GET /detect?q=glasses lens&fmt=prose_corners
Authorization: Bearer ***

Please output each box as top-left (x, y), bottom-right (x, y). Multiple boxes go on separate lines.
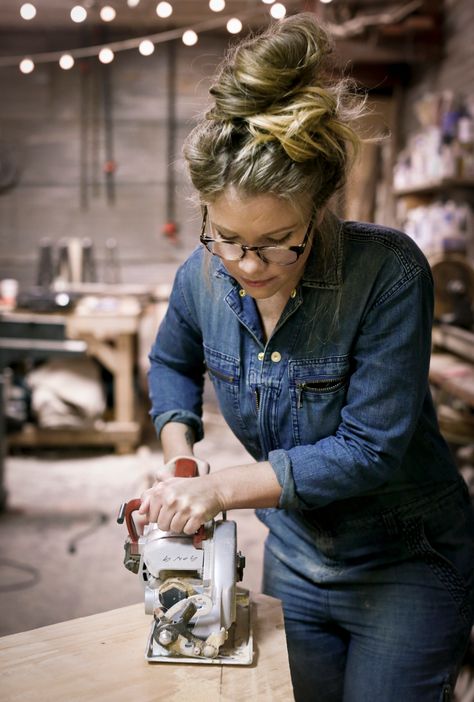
top-left (261, 247), bottom-right (298, 265)
top-left (208, 241), bottom-right (242, 261)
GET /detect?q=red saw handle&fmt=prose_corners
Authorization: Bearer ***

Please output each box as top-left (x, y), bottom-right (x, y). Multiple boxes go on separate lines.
top-left (174, 458), bottom-right (207, 545)
top-left (118, 458), bottom-right (204, 545)
top-left (118, 498), bottom-right (142, 544)
top-left (174, 457), bottom-right (199, 477)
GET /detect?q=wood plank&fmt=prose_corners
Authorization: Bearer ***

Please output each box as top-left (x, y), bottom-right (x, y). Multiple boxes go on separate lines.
top-left (432, 325), bottom-right (474, 364)
top-left (0, 595), bottom-right (293, 702)
top-left (7, 421), bottom-right (141, 449)
top-left (430, 353), bottom-right (474, 408)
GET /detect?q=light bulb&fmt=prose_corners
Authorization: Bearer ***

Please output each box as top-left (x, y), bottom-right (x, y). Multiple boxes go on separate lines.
top-left (320, 0), bottom-right (334, 3)
top-left (99, 47), bottom-right (114, 64)
top-left (156, 2), bottom-right (173, 18)
top-left (59, 54), bottom-right (75, 70)
top-left (127, 0), bottom-right (140, 6)
top-left (262, 0), bottom-right (275, 4)
top-left (270, 3), bottom-right (286, 18)
top-left (19, 58), bottom-right (35, 74)
top-left (100, 6), bottom-right (116, 22)
top-left (139, 40), bottom-right (155, 56)
top-left (209, 0), bottom-right (225, 11)
top-left (20, 3), bottom-right (36, 20)
top-left (182, 30), bottom-right (198, 46)
top-left (226, 18), bottom-right (242, 34)
top-left (70, 5), bottom-right (87, 23)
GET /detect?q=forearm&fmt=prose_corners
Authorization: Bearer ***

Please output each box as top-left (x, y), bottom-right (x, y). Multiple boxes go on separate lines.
top-left (209, 461), bottom-right (282, 511)
top-left (160, 422), bottom-right (196, 463)
top-left (160, 425), bottom-right (282, 508)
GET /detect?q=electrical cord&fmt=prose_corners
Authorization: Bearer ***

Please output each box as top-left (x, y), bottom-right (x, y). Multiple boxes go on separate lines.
top-left (0, 557), bottom-right (41, 592)
top-left (67, 511), bottom-right (109, 554)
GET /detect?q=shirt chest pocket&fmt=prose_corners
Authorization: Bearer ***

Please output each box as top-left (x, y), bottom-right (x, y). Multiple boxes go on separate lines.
top-left (288, 356), bottom-right (350, 445)
top-left (204, 343), bottom-right (241, 405)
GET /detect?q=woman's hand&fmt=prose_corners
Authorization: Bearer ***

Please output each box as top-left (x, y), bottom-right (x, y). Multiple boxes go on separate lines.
top-left (138, 474), bottom-right (224, 535)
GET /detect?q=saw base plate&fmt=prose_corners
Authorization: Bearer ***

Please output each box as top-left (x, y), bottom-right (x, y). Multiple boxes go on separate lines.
top-left (145, 588), bottom-right (253, 665)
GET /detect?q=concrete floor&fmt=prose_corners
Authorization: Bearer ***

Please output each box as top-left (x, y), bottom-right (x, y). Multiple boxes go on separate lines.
top-left (0, 406), bottom-right (268, 638)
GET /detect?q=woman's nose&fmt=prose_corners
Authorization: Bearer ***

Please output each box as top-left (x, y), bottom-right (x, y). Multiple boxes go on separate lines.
top-left (238, 250), bottom-right (267, 275)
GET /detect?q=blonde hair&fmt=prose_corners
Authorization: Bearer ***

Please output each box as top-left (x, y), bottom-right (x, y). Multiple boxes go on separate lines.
top-left (183, 13), bottom-right (365, 206)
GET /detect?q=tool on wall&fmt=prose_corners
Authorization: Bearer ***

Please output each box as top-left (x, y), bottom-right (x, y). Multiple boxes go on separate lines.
top-left (161, 39), bottom-right (179, 245)
top-left (79, 29), bottom-right (116, 210)
top-left (101, 58), bottom-right (117, 207)
top-left (117, 457), bottom-right (252, 665)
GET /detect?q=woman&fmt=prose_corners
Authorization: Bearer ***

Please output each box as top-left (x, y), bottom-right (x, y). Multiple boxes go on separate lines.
top-left (139, 14), bottom-right (474, 701)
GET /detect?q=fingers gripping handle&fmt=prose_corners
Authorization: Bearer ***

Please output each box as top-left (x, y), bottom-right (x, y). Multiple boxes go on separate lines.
top-left (173, 458), bottom-right (207, 546)
top-left (117, 458), bottom-right (200, 544)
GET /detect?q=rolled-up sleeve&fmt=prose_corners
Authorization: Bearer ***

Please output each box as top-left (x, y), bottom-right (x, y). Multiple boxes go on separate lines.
top-left (269, 269), bottom-right (434, 510)
top-left (148, 263), bottom-right (205, 442)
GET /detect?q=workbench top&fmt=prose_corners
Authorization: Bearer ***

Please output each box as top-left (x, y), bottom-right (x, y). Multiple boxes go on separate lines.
top-left (0, 594), bottom-right (293, 702)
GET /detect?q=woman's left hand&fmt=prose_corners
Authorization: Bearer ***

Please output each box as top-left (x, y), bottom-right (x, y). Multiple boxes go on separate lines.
top-left (138, 475), bottom-right (224, 535)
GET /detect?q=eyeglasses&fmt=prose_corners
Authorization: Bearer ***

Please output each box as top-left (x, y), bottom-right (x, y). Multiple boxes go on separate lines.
top-left (199, 206), bottom-right (315, 266)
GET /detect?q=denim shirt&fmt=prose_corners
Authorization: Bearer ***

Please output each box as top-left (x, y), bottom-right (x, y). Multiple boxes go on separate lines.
top-left (148, 211), bottom-right (458, 513)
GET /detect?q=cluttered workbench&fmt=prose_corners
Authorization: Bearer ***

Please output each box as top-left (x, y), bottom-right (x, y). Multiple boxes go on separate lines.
top-left (0, 593), bottom-right (293, 702)
top-left (0, 293), bottom-right (144, 453)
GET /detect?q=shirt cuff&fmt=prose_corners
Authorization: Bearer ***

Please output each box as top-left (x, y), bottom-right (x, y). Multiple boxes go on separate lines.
top-left (268, 448), bottom-right (305, 510)
top-left (152, 410), bottom-right (204, 443)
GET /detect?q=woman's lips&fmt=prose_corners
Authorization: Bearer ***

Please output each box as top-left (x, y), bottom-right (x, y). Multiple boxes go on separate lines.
top-left (241, 277), bottom-right (276, 288)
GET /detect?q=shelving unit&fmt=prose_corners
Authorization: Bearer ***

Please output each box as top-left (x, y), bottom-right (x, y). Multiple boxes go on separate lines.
top-left (393, 178), bottom-right (474, 198)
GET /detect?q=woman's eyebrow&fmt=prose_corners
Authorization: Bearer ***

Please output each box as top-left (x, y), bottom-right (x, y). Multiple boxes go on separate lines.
top-left (210, 221), bottom-right (299, 238)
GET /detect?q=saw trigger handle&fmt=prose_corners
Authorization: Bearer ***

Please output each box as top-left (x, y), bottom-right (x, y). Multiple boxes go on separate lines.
top-left (118, 498), bottom-right (142, 544)
top-left (174, 457), bottom-right (199, 477)
top-left (173, 457), bottom-right (208, 546)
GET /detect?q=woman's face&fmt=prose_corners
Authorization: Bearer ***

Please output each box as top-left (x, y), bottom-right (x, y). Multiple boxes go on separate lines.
top-left (206, 189), bottom-right (315, 301)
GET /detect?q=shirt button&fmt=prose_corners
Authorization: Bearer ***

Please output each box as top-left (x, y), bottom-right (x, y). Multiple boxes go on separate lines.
top-left (239, 289), bottom-right (246, 297)
top-left (271, 351), bottom-right (282, 363)
top-left (257, 352), bottom-right (264, 361)
top-left (290, 288), bottom-right (297, 298)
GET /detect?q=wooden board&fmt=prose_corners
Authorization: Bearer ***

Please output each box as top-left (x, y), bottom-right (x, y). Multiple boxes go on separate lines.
top-left (0, 594), bottom-right (293, 702)
top-left (430, 352), bottom-right (474, 408)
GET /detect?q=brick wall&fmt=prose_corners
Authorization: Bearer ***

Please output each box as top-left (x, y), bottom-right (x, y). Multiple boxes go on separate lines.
top-left (0, 31), bottom-right (229, 287)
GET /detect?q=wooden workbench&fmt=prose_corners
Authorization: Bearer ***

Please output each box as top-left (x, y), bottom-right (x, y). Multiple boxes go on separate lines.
top-left (0, 593), bottom-right (293, 702)
top-left (1, 298), bottom-right (144, 453)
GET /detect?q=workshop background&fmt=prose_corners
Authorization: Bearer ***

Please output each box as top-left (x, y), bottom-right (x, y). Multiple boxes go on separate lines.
top-left (1, 0), bottom-right (474, 698)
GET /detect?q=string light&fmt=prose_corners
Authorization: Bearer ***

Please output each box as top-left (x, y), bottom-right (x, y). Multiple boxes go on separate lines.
top-left (226, 17), bottom-right (242, 34)
top-left (320, 0), bottom-right (334, 3)
top-left (182, 30), bottom-right (198, 46)
top-left (270, 3), bottom-right (286, 19)
top-left (156, 2), bottom-right (173, 18)
top-left (19, 58), bottom-right (35, 74)
top-left (70, 5), bottom-right (87, 23)
top-left (20, 3), bottom-right (37, 20)
top-left (100, 6), bottom-right (117, 22)
top-left (59, 54), bottom-right (75, 70)
top-left (0, 2), bottom-right (305, 72)
top-left (139, 39), bottom-right (155, 56)
top-left (261, 0), bottom-right (275, 4)
top-left (98, 47), bottom-right (115, 63)
top-left (209, 0), bottom-right (225, 11)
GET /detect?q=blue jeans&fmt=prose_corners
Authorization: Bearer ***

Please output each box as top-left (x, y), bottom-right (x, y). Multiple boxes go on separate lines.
top-left (260, 480), bottom-right (474, 702)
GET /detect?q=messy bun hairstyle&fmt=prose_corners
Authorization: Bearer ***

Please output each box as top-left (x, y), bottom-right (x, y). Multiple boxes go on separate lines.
top-left (183, 13), bottom-right (365, 207)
